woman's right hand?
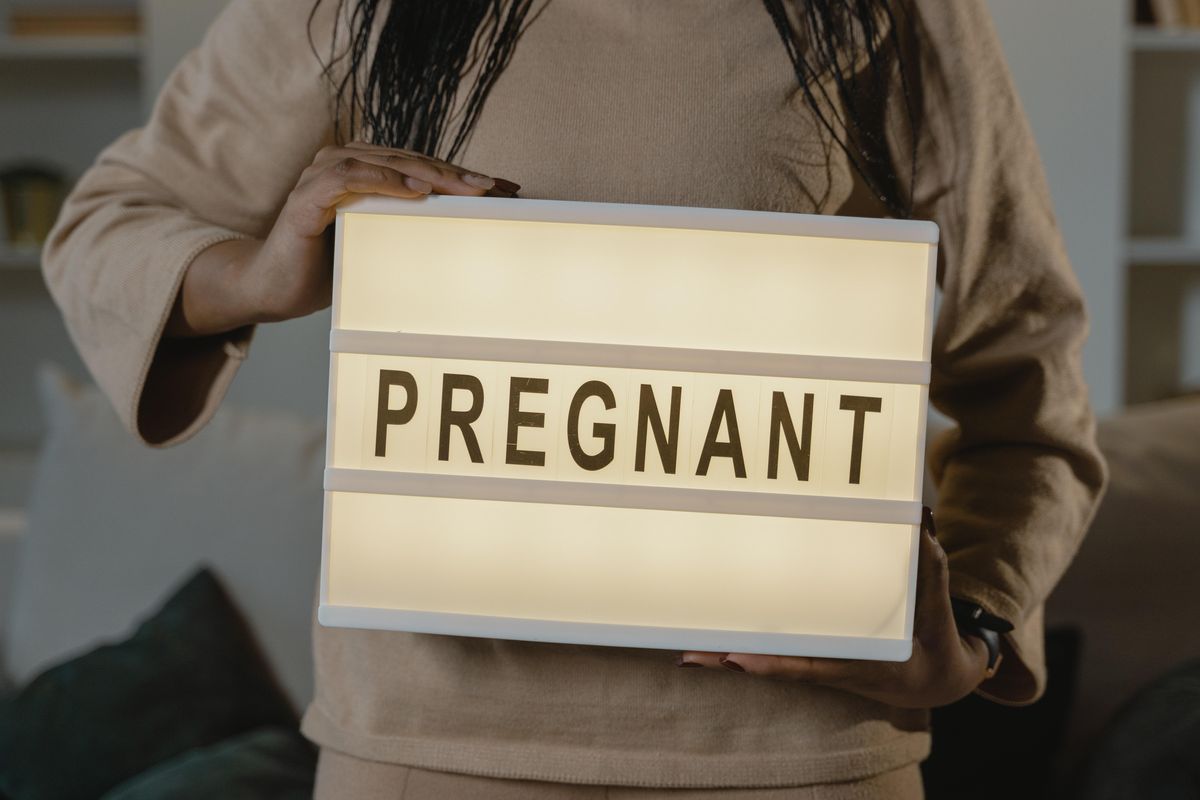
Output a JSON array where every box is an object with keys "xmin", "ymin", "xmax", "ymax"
[{"xmin": 165, "ymin": 143, "xmax": 519, "ymax": 337}]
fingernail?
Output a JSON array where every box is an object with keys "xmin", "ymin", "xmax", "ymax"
[
  {"xmin": 719, "ymin": 657, "xmax": 745, "ymax": 673},
  {"xmin": 922, "ymin": 507, "xmax": 937, "ymax": 539},
  {"xmin": 493, "ymin": 178, "xmax": 521, "ymax": 193},
  {"xmin": 463, "ymin": 173, "xmax": 495, "ymax": 190},
  {"xmin": 674, "ymin": 656, "xmax": 703, "ymax": 668},
  {"xmin": 404, "ymin": 176, "xmax": 432, "ymax": 194}
]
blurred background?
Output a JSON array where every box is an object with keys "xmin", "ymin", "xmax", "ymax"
[{"xmin": 0, "ymin": 0, "xmax": 1197, "ymax": 798}]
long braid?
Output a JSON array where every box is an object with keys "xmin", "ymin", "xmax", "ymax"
[
  {"xmin": 761, "ymin": 0, "xmax": 921, "ymax": 218},
  {"xmin": 312, "ymin": 0, "xmax": 541, "ymax": 162},
  {"xmin": 311, "ymin": 0, "xmax": 920, "ymax": 217}
]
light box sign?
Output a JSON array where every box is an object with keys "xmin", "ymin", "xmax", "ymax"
[{"xmin": 320, "ymin": 195, "xmax": 938, "ymax": 661}]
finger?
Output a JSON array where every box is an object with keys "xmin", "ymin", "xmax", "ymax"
[
  {"xmin": 308, "ymin": 145, "xmax": 486, "ymax": 194},
  {"xmin": 339, "ymin": 142, "xmax": 476, "ymax": 175},
  {"xmin": 301, "ymin": 157, "xmax": 430, "ymax": 212},
  {"xmin": 335, "ymin": 143, "xmax": 521, "ymax": 195},
  {"xmin": 717, "ymin": 652, "xmax": 880, "ymax": 686},
  {"xmin": 344, "ymin": 152, "xmax": 497, "ymax": 195},
  {"xmin": 674, "ymin": 651, "xmax": 725, "ymax": 670},
  {"xmin": 340, "ymin": 141, "xmax": 444, "ymax": 163},
  {"xmin": 915, "ymin": 507, "xmax": 952, "ymax": 631}
]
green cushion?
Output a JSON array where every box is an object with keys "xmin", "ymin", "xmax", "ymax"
[
  {"xmin": 0, "ymin": 568, "xmax": 296, "ymax": 800},
  {"xmin": 101, "ymin": 727, "xmax": 315, "ymax": 800},
  {"xmin": 1076, "ymin": 659, "xmax": 1200, "ymax": 799}
]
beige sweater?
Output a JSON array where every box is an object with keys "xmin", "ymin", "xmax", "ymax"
[{"xmin": 44, "ymin": 0, "xmax": 1107, "ymax": 788}]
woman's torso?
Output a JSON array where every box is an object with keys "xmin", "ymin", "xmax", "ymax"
[{"xmin": 302, "ymin": 0, "xmax": 929, "ymax": 788}]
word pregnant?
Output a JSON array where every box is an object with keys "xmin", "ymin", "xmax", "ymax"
[{"xmin": 374, "ymin": 369, "xmax": 884, "ymax": 485}]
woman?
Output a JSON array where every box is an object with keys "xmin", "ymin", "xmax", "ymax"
[{"xmin": 43, "ymin": 0, "xmax": 1106, "ymax": 797}]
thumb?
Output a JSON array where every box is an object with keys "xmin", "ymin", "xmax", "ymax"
[{"xmin": 915, "ymin": 507, "xmax": 952, "ymax": 630}]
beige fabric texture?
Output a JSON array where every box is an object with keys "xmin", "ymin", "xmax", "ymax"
[
  {"xmin": 43, "ymin": 0, "xmax": 1106, "ymax": 789},
  {"xmin": 313, "ymin": 747, "xmax": 924, "ymax": 799}
]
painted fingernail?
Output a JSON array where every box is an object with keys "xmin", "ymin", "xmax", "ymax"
[
  {"xmin": 493, "ymin": 178, "xmax": 521, "ymax": 194},
  {"xmin": 922, "ymin": 507, "xmax": 937, "ymax": 539},
  {"xmin": 404, "ymin": 176, "xmax": 432, "ymax": 194},
  {"xmin": 463, "ymin": 173, "xmax": 495, "ymax": 190},
  {"xmin": 674, "ymin": 656, "xmax": 703, "ymax": 668},
  {"xmin": 719, "ymin": 657, "xmax": 745, "ymax": 673}
]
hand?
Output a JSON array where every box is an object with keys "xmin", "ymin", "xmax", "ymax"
[
  {"xmin": 165, "ymin": 143, "xmax": 520, "ymax": 337},
  {"xmin": 674, "ymin": 508, "xmax": 998, "ymax": 709}
]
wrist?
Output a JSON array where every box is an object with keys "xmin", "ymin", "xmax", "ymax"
[
  {"xmin": 168, "ymin": 238, "xmax": 267, "ymax": 337},
  {"xmin": 222, "ymin": 238, "xmax": 275, "ymax": 325}
]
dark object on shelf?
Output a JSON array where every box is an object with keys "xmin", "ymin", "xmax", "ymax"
[
  {"xmin": 1072, "ymin": 658, "xmax": 1200, "ymax": 800},
  {"xmin": 0, "ymin": 164, "xmax": 66, "ymax": 250},
  {"xmin": 7, "ymin": 8, "xmax": 139, "ymax": 37},
  {"xmin": 1142, "ymin": 0, "xmax": 1200, "ymax": 26},
  {"xmin": 922, "ymin": 626, "xmax": 1083, "ymax": 800}
]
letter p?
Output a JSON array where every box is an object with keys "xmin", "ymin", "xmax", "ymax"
[{"xmin": 374, "ymin": 369, "xmax": 418, "ymax": 458}]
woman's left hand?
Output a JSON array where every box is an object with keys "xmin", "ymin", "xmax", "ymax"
[{"xmin": 675, "ymin": 509, "xmax": 997, "ymax": 709}]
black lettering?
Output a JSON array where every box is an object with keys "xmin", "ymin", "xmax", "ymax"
[
  {"xmin": 767, "ymin": 391, "xmax": 814, "ymax": 480},
  {"xmin": 839, "ymin": 395, "xmax": 883, "ymax": 484},
  {"xmin": 567, "ymin": 380, "xmax": 616, "ymax": 471},
  {"xmin": 696, "ymin": 389, "xmax": 746, "ymax": 478},
  {"xmin": 438, "ymin": 373, "xmax": 485, "ymax": 463},
  {"xmin": 506, "ymin": 376, "xmax": 549, "ymax": 466},
  {"xmin": 374, "ymin": 370, "xmax": 418, "ymax": 458},
  {"xmin": 635, "ymin": 384, "xmax": 681, "ymax": 474}
]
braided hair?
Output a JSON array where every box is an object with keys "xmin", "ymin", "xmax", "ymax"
[{"xmin": 311, "ymin": 0, "xmax": 920, "ymax": 217}]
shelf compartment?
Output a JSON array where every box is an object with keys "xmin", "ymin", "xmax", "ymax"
[
  {"xmin": 0, "ymin": 35, "xmax": 140, "ymax": 60},
  {"xmin": 0, "ymin": 247, "xmax": 42, "ymax": 271},
  {"xmin": 1127, "ymin": 238, "xmax": 1200, "ymax": 264},
  {"xmin": 1130, "ymin": 27, "xmax": 1200, "ymax": 52}
]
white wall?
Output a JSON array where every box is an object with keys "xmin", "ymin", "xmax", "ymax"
[{"xmin": 985, "ymin": 0, "xmax": 1127, "ymax": 415}]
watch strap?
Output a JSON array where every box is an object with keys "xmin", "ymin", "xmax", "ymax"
[{"xmin": 950, "ymin": 597, "xmax": 1012, "ymax": 672}]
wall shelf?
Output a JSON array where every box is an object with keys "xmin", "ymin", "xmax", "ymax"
[
  {"xmin": 0, "ymin": 247, "xmax": 41, "ymax": 271},
  {"xmin": 0, "ymin": 35, "xmax": 140, "ymax": 61},
  {"xmin": 1127, "ymin": 238, "xmax": 1200, "ymax": 264},
  {"xmin": 1129, "ymin": 27, "xmax": 1200, "ymax": 51}
]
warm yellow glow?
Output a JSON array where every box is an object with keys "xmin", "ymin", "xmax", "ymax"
[
  {"xmin": 326, "ymin": 492, "xmax": 913, "ymax": 639},
  {"xmin": 337, "ymin": 213, "xmax": 932, "ymax": 361},
  {"xmin": 322, "ymin": 197, "xmax": 937, "ymax": 659}
]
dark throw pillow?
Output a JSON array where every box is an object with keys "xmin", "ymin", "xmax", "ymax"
[
  {"xmin": 1074, "ymin": 658, "xmax": 1200, "ymax": 800},
  {"xmin": 101, "ymin": 726, "xmax": 316, "ymax": 800},
  {"xmin": 0, "ymin": 568, "xmax": 296, "ymax": 800}
]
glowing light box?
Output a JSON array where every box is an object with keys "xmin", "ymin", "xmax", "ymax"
[{"xmin": 320, "ymin": 195, "xmax": 938, "ymax": 661}]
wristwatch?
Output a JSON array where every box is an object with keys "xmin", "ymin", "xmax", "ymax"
[{"xmin": 950, "ymin": 597, "xmax": 1014, "ymax": 673}]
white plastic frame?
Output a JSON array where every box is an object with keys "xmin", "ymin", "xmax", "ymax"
[{"xmin": 319, "ymin": 195, "xmax": 939, "ymax": 662}]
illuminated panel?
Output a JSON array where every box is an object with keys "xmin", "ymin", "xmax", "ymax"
[
  {"xmin": 336, "ymin": 211, "xmax": 932, "ymax": 362},
  {"xmin": 326, "ymin": 494, "xmax": 913, "ymax": 648},
  {"xmin": 321, "ymin": 196, "xmax": 938, "ymax": 661}
]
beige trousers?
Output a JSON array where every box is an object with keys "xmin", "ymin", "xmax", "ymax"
[{"xmin": 314, "ymin": 748, "xmax": 924, "ymax": 800}]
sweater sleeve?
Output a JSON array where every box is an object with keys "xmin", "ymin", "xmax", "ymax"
[
  {"xmin": 42, "ymin": 0, "xmax": 342, "ymax": 446},
  {"xmin": 888, "ymin": 0, "xmax": 1109, "ymax": 703}
]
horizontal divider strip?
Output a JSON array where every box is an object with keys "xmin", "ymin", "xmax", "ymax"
[
  {"xmin": 330, "ymin": 330, "xmax": 931, "ymax": 385},
  {"xmin": 338, "ymin": 195, "xmax": 940, "ymax": 246},
  {"xmin": 324, "ymin": 467, "xmax": 922, "ymax": 525},
  {"xmin": 317, "ymin": 605, "xmax": 913, "ymax": 661}
]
